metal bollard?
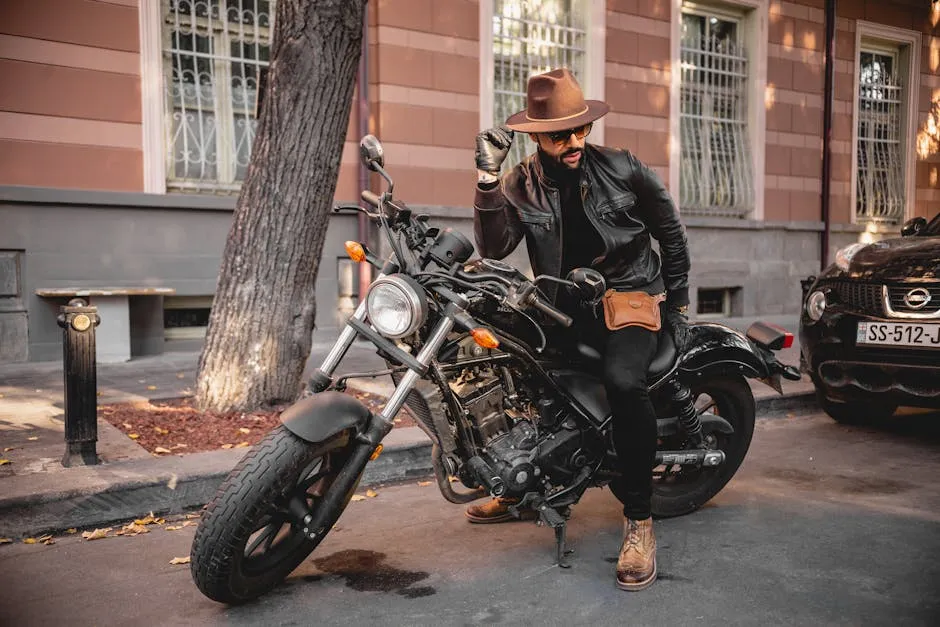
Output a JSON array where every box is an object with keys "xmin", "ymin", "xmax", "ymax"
[{"xmin": 57, "ymin": 298, "xmax": 101, "ymax": 467}]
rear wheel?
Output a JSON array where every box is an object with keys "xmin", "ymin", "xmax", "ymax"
[
  {"xmin": 651, "ymin": 376, "xmax": 755, "ymax": 518},
  {"xmin": 190, "ymin": 425, "xmax": 360, "ymax": 604}
]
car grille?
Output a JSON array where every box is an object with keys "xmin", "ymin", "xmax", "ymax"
[
  {"xmin": 886, "ymin": 284, "xmax": 940, "ymax": 315},
  {"xmin": 827, "ymin": 281, "xmax": 884, "ymax": 316}
]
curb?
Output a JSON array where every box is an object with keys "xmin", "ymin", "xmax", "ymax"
[
  {"xmin": 0, "ymin": 393, "xmax": 818, "ymax": 538},
  {"xmin": 0, "ymin": 429, "xmax": 434, "ymax": 538}
]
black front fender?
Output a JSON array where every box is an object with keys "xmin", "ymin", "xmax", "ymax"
[
  {"xmin": 279, "ymin": 391, "xmax": 372, "ymax": 443},
  {"xmin": 677, "ymin": 322, "xmax": 769, "ymax": 380}
]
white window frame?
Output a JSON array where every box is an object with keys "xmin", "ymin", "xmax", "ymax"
[
  {"xmin": 479, "ymin": 0, "xmax": 606, "ymax": 146},
  {"xmin": 669, "ymin": 0, "xmax": 767, "ymax": 219},
  {"xmin": 139, "ymin": 1, "xmax": 273, "ymax": 195},
  {"xmin": 850, "ymin": 22, "xmax": 921, "ymax": 228}
]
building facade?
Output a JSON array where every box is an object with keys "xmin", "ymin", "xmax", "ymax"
[{"xmin": 0, "ymin": 0, "xmax": 937, "ymax": 363}]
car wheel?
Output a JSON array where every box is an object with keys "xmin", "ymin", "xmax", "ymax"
[{"xmin": 816, "ymin": 392, "xmax": 897, "ymax": 425}]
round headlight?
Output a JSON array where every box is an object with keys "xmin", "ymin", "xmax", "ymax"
[
  {"xmin": 365, "ymin": 275, "xmax": 427, "ymax": 338},
  {"xmin": 805, "ymin": 290, "xmax": 827, "ymax": 321}
]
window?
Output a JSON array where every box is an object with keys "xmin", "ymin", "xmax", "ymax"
[
  {"xmin": 855, "ymin": 47, "xmax": 905, "ymax": 223},
  {"xmin": 164, "ymin": 296, "xmax": 212, "ymax": 340},
  {"xmin": 492, "ymin": 0, "xmax": 588, "ymax": 169},
  {"xmin": 697, "ymin": 287, "xmax": 735, "ymax": 317},
  {"xmin": 678, "ymin": 8, "xmax": 753, "ymax": 217},
  {"xmin": 163, "ymin": 0, "xmax": 274, "ymax": 193}
]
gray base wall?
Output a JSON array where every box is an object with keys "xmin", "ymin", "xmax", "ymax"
[
  {"xmin": 0, "ymin": 186, "xmax": 358, "ymax": 362},
  {"xmin": 0, "ymin": 186, "xmax": 880, "ymax": 364}
]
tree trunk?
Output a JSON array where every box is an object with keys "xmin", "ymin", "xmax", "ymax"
[{"xmin": 195, "ymin": 0, "xmax": 367, "ymax": 413}]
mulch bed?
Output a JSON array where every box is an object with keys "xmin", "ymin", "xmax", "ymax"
[{"xmin": 98, "ymin": 390, "xmax": 416, "ymax": 456}]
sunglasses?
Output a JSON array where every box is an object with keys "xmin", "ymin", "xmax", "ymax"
[{"xmin": 546, "ymin": 122, "xmax": 593, "ymax": 145}]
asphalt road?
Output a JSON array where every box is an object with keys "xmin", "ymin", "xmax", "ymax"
[{"xmin": 2, "ymin": 409, "xmax": 939, "ymax": 627}]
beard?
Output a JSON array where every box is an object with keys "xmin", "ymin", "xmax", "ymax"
[{"xmin": 558, "ymin": 147, "xmax": 582, "ymax": 169}]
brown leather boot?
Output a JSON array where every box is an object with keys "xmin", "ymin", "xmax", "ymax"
[
  {"xmin": 616, "ymin": 517, "xmax": 657, "ymax": 591},
  {"xmin": 465, "ymin": 497, "xmax": 537, "ymax": 524}
]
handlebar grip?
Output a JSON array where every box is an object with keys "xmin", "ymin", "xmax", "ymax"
[
  {"xmin": 531, "ymin": 296, "xmax": 573, "ymax": 327},
  {"xmin": 361, "ymin": 190, "xmax": 381, "ymax": 208}
]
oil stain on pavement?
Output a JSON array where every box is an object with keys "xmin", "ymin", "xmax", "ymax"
[{"xmin": 312, "ymin": 549, "xmax": 436, "ymax": 598}]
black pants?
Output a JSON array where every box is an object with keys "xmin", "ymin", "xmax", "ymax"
[{"xmin": 574, "ymin": 313, "xmax": 659, "ymax": 520}]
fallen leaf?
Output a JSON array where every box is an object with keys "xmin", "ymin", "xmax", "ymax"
[
  {"xmin": 134, "ymin": 513, "xmax": 157, "ymax": 525},
  {"xmin": 365, "ymin": 489, "xmax": 378, "ymax": 498},
  {"xmin": 220, "ymin": 444, "xmax": 234, "ymax": 449},
  {"xmin": 234, "ymin": 442, "xmax": 250, "ymax": 448},
  {"xmin": 22, "ymin": 538, "xmax": 37, "ymax": 544},
  {"xmin": 393, "ymin": 417, "xmax": 402, "ymax": 423},
  {"xmin": 4, "ymin": 447, "xmax": 18, "ymax": 452},
  {"xmin": 129, "ymin": 434, "xmax": 140, "ymax": 440},
  {"xmin": 176, "ymin": 373, "xmax": 186, "ymax": 379},
  {"xmin": 115, "ymin": 523, "xmax": 149, "ymax": 536},
  {"xmin": 147, "ymin": 385, "xmax": 157, "ymax": 391},
  {"xmin": 417, "ymin": 481, "xmax": 432, "ymax": 487},
  {"xmin": 0, "ymin": 538, "xmax": 11, "ymax": 544},
  {"xmin": 154, "ymin": 427, "xmax": 169, "ymax": 435},
  {"xmin": 350, "ymin": 495, "xmax": 366, "ymax": 502},
  {"xmin": 166, "ymin": 521, "xmax": 195, "ymax": 531},
  {"xmin": 0, "ymin": 459, "xmax": 10, "ymax": 466},
  {"xmin": 27, "ymin": 437, "xmax": 38, "ymax": 441},
  {"xmin": 123, "ymin": 423, "xmax": 133, "ymax": 429},
  {"xmin": 66, "ymin": 529, "xmax": 77, "ymax": 534},
  {"xmin": 169, "ymin": 556, "xmax": 190, "ymax": 565},
  {"xmin": 82, "ymin": 528, "xmax": 111, "ymax": 541},
  {"xmin": 171, "ymin": 443, "xmax": 188, "ymax": 449},
  {"xmin": 38, "ymin": 534, "xmax": 54, "ymax": 546},
  {"xmin": 238, "ymin": 427, "xmax": 251, "ymax": 434},
  {"xmin": 154, "ymin": 447, "xmax": 172, "ymax": 454},
  {"xmin": 167, "ymin": 474, "xmax": 178, "ymax": 490},
  {"xmin": 138, "ymin": 380, "xmax": 146, "ymax": 384},
  {"xmin": 185, "ymin": 513, "xmax": 201, "ymax": 519}
]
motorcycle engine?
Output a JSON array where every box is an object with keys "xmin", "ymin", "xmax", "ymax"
[{"xmin": 448, "ymin": 352, "xmax": 584, "ymax": 496}]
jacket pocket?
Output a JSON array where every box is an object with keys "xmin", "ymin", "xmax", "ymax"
[
  {"xmin": 596, "ymin": 192, "xmax": 638, "ymax": 228},
  {"xmin": 520, "ymin": 212, "xmax": 554, "ymax": 232}
]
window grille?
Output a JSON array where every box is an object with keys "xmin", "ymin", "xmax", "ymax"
[
  {"xmin": 679, "ymin": 11, "xmax": 753, "ymax": 217},
  {"xmin": 163, "ymin": 0, "xmax": 274, "ymax": 193},
  {"xmin": 493, "ymin": 0, "xmax": 587, "ymax": 170},
  {"xmin": 856, "ymin": 50, "xmax": 905, "ymax": 224}
]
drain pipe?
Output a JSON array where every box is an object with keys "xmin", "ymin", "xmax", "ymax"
[
  {"xmin": 820, "ymin": 0, "xmax": 836, "ymax": 270},
  {"xmin": 357, "ymin": 8, "xmax": 371, "ymax": 300}
]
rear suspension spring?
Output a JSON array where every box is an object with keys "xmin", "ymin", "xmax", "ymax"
[{"xmin": 670, "ymin": 381, "xmax": 704, "ymax": 447}]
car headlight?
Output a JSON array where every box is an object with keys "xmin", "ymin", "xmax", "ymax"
[
  {"xmin": 805, "ymin": 290, "xmax": 827, "ymax": 321},
  {"xmin": 835, "ymin": 242, "xmax": 868, "ymax": 271},
  {"xmin": 365, "ymin": 274, "xmax": 427, "ymax": 338}
]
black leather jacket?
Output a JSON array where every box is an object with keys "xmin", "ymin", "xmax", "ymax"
[{"xmin": 473, "ymin": 143, "xmax": 691, "ymax": 307}]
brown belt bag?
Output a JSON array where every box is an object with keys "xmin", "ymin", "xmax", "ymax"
[{"xmin": 601, "ymin": 290, "xmax": 666, "ymax": 332}]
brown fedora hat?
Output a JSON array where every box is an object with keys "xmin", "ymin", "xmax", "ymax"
[{"xmin": 505, "ymin": 68, "xmax": 609, "ymax": 133}]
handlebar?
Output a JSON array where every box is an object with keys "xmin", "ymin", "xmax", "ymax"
[
  {"xmin": 361, "ymin": 190, "xmax": 381, "ymax": 208},
  {"xmin": 530, "ymin": 295, "xmax": 573, "ymax": 327}
]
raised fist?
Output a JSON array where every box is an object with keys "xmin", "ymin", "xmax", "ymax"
[{"xmin": 475, "ymin": 126, "xmax": 514, "ymax": 174}]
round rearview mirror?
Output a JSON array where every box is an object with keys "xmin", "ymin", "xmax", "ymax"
[
  {"xmin": 566, "ymin": 268, "xmax": 606, "ymax": 302},
  {"xmin": 359, "ymin": 135, "xmax": 385, "ymax": 172},
  {"xmin": 900, "ymin": 217, "xmax": 927, "ymax": 237}
]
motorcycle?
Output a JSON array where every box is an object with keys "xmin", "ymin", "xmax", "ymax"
[{"xmin": 190, "ymin": 135, "xmax": 801, "ymax": 604}]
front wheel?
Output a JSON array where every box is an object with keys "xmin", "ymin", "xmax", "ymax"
[
  {"xmin": 651, "ymin": 376, "xmax": 755, "ymax": 518},
  {"xmin": 190, "ymin": 425, "xmax": 360, "ymax": 604}
]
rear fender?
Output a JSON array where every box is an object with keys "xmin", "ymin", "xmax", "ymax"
[
  {"xmin": 280, "ymin": 391, "xmax": 372, "ymax": 443},
  {"xmin": 677, "ymin": 322, "xmax": 770, "ymax": 381}
]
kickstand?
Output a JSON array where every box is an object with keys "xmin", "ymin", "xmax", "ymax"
[{"xmin": 537, "ymin": 504, "xmax": 574, "ymax": 569}]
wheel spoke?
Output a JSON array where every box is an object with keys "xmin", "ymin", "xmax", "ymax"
[{"xmin": 246, "ymin": 523, "xmax": 279, "ymax": 557}]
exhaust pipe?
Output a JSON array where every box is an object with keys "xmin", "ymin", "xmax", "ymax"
[{"xmin": 656, "ymin": 449, "xmax": 725, "ymax": 467}]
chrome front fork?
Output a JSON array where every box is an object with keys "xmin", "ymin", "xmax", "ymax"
[{"xmin": 317, "ymin": 296, "xmax": 456, "ymax": 425}]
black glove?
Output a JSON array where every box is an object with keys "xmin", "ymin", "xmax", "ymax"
[
  {"xmin": 666, "ymin": 307, "xmax": 691, "ymax": 350},
  {"xmin": 475, "ymin": 126, "xmax": 514, "ymax": 174}
]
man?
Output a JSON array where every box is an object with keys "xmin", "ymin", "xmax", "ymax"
[{"xmin": 466, "ymin": 68, "xmax": 691, "ymax": 591}]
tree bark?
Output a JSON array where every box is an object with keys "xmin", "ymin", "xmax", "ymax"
[{"xmin": 195, "ymin": 0, "xmax": 367, "ymax": 413}]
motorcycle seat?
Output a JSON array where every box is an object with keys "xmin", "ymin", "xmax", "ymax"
[{"xmin": 573, "ymin": 329, "xmax": 677, "ymax": 380}]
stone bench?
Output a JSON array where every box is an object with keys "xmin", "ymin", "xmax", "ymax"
[{"xmin": 35, "ymin": 287, "xmax": 176, "ymax": 363}]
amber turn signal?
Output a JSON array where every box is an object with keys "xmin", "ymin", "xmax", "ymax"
[
  {"xmin": 370, "ymin": 444, "xmax": 383, "ymax": 461},
  {"xmin": 344, "ymin": 241, "xmax": 366, "ymax": 263},
  {"xmin": 471, "ymin": 327, "xmax": 499, "ymax": 349}
]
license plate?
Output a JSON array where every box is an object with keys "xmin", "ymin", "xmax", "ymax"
[{"xmin": 856, "ymin": 321, "xmax": 940, "ymax": 348}]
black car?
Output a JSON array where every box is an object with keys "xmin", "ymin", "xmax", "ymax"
[{"xmin": 799, "ymin": 212, "xmax": 940, "ymax": 423}]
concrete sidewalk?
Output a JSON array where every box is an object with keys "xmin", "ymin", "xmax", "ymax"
[{"xmin": 0, "ymin": 316, "xmax": 813, "ymax": 537}]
